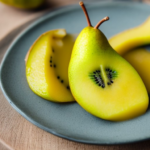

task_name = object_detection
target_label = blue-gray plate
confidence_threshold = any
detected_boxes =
[1,1,150,145]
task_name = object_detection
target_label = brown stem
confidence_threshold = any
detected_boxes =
[79,1,91,27]
[94,16,109,29]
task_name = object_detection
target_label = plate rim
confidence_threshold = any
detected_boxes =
[0,1,150,145]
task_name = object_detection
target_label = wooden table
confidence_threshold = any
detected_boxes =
[1,0,150,149]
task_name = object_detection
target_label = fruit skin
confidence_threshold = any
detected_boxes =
[109,17,150,55]
[124,48,150,93]
[109,17,150,93]
[68,26,149,121]
[0,0,44,9]
[26,29,75,102]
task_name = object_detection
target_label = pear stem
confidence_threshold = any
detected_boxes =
[79,1,91,27]
[94,16,109,29]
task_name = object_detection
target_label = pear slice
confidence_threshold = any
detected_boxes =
[124,48,150,93]
[109,16,150,55]
[26,29,76,102]
[68,2,149,121]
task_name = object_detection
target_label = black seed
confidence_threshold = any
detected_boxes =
[50,65,52,67]
[108,74,112,78]
[110,80,113,83]
[95,78,99,81]
[99,83,101,86]
[67,86,70,90]
[61,80,64,83]
[57,76,60,79]
[102,84,105,88]
[54,64,56,68]
[50,60,52,63]
[52,49,54,52]
[107,82,111,85]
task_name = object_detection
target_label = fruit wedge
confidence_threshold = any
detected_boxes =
[124,48,150,93]
[26,29,75,102]
[109,17,150,55]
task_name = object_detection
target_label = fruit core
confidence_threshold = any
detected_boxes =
[89,66,117,88]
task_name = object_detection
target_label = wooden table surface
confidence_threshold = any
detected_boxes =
[1,0,150,149]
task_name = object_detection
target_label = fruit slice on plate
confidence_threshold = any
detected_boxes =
[26,29,75,102]
[124,48,150,93]
[109,16,150,55]
[68,2,149,121]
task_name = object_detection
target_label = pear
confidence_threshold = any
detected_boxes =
[26,29,75,102]
[68,2,149,121]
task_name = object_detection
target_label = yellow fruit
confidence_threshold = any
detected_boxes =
[109,17,150,55]
[68,2,149,121]
[26,29,75,102]
[124,48,150,93]
[0,0,44,9]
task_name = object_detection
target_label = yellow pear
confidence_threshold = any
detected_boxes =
[68,2,149,121]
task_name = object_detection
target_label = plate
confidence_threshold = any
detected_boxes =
[1,1,150,145]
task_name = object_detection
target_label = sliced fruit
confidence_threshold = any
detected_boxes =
[124,48,150,93]
[26,29,75,102]
[109,17,150,55]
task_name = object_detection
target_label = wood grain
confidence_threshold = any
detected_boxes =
[0,0,150,149]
